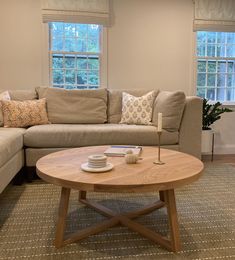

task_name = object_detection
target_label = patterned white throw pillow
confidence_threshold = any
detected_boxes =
[120,91,156,125]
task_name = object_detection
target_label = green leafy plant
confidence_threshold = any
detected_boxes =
[202,99,233,130]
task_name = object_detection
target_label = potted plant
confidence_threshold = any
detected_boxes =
[202,98,233,153]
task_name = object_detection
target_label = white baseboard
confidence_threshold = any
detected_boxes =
[214,145,235,154]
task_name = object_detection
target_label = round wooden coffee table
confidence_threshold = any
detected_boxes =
[36,146,204,252]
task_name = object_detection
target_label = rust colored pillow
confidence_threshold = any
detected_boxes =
[1,98,50,128]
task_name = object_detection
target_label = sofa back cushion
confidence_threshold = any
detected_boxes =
[0,89,37,127]
[8,90,37,101]
[152,91,186,131]
[108,89,159,123]
[36,87,108,124]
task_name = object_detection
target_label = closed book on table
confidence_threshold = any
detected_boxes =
[104,146,142,157]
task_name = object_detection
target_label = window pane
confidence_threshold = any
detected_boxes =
[52,55,63,69]
[88,71,99,85]
[88,24,100,39]
[207,32,216,43]
[227,74,235,87]
[197,73,206,86]
[226,45,234,57]
[64,23,76,37]
[65,70,75,84]
[51,22,64,37]
[207,74,216,86]
[53,70,64,84]
[217,32,226,43]
[52,37,63,51]
[227,33,235,44]
[77,56,88,69]
[76,24,88,38]
[206,88,215,100]
[76,86,87,90]
[88,57,99,70]
[216,45,225,57]
[197,61,206,72]
[87,38,99,52]
[65,38,76,52]
[77,71,87,85]
[218,62,226,73]
[197,31,207,43]
[197,88,206,98]
[217,73,226,86]
[208,61,216,72]
[77,39,86,52]
[228,62,235,73]
[65,55,75,68]
[207,45,216,57]
[65,85,76,90]
[227,88,235,101]
[217,88,225,101]
[197,44,206,56]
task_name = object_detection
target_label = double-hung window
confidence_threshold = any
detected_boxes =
[49,22,102,89]
[196,31,235,102]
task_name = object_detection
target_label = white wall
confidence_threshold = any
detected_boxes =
[0,0,43,90]
[108,0,194,94]
[213,111,235,154]
[0,0,234,154]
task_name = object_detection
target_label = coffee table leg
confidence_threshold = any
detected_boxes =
[159,190,165,202]
[164,189,181,252]
[79,190,87,201]
[55,187,71,248]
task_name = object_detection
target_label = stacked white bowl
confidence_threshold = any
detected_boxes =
[88,154,107,169]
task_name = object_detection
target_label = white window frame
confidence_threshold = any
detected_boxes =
[41,23,107,89]
[195,31,235,105]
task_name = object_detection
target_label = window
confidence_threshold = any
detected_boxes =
[196,31,235,102]
[49,22,102,89]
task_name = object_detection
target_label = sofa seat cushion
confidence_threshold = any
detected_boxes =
[24,124,179,148]
[0,128,26,168]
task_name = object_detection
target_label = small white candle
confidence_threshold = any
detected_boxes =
[157,113,162,132]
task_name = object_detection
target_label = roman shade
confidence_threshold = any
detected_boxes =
[41,0,111,26]
[193,0,235,32]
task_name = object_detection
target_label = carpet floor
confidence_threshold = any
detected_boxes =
[0,163,235,260]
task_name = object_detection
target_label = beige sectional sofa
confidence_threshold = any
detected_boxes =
[0,87,202,193]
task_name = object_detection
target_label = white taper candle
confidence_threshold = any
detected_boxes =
[157,113,162,132]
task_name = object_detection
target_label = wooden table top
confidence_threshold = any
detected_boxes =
[36,146,204,193]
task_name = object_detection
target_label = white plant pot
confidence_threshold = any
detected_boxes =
[201,130,213,153]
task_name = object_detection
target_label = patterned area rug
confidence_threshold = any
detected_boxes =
[0,163,235,260]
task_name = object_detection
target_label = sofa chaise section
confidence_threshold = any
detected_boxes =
[0,128,26,193]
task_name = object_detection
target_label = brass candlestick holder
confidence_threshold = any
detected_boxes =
[153,131,165,165]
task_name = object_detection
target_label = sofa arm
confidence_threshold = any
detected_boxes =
[178,96,202,159]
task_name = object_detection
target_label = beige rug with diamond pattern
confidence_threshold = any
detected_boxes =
[0,163,235,260]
